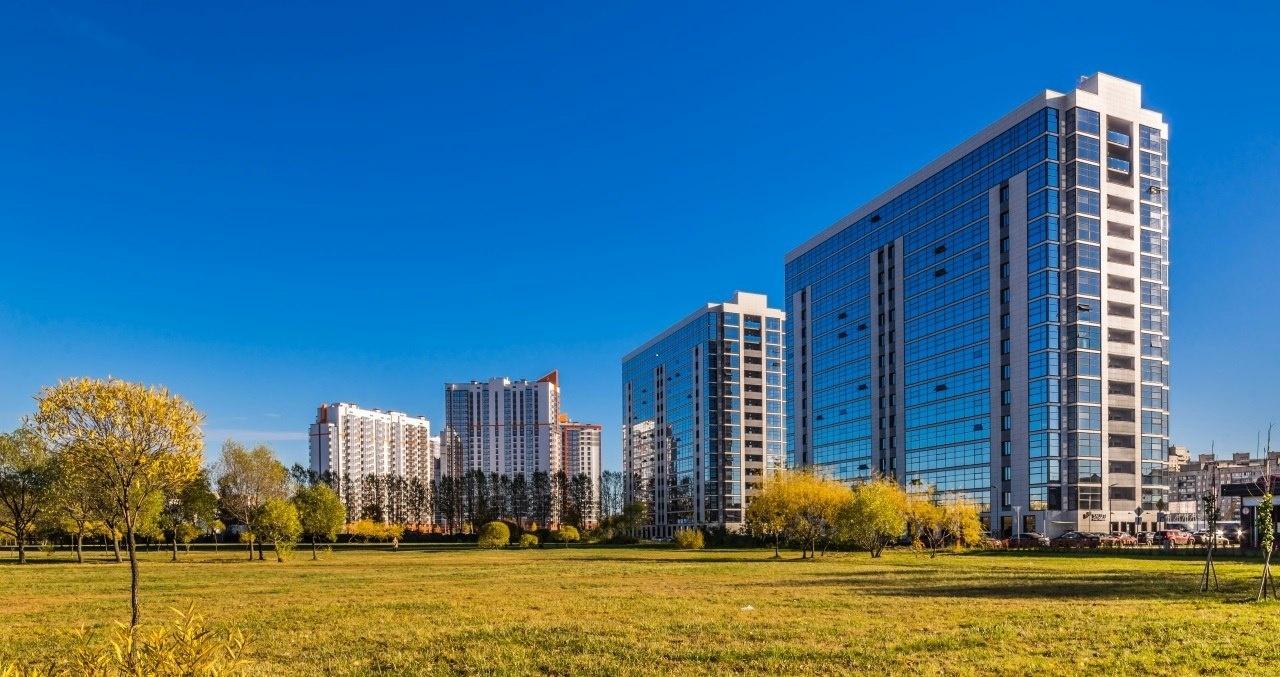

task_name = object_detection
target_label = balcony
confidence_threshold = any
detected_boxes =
[1106,156,1131,173]
[1107,129,1131,147]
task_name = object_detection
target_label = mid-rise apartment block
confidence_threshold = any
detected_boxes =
[561,416,603,523]
[309,402,435,505]
[784,73,1170,537]
[561,416,603,479]
[442,371,562,481]
[1168,451,1280,530]
[622,291,786,538]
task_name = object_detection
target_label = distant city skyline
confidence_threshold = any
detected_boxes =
[2,4,1279,471]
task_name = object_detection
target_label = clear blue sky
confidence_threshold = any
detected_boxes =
[2,3,1278,469]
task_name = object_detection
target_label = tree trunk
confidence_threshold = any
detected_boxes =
[16,531,26,564]
[112,535,122,562]
[126,526,140,628]
[257,539,265,561]
[773,533,780,558]
[76,533,84,563]
[247,535,255,561]
[171,533,178,562]
[312,535,318,560]
[274,540,283,563]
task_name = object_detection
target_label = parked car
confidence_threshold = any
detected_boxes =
[1224,525,1244,544]
[1007,532,1050,548]
[1137,531,1157,545]
[1051,531,1101,548]
[1100,531,1138,547]
[1156,529,1194,546]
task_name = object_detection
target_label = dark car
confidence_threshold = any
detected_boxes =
[1007,532,1050,548]
[1137,531,1157,545]
[1224,525,1244,544]
[1051,531,1101,548]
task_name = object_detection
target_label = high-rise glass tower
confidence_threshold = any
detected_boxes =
[785,73,1169,537]
[622,292,786,538]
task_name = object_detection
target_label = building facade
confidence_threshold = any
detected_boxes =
[441,371,562,481]
[308,402,435,507]
[1168,452,1280,530]
[622,291,786,538]
[784,73,1171,537]
[561,417,603,479]
[561,416,603,524]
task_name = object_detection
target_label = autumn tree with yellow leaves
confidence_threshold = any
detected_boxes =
[33,377,204,628]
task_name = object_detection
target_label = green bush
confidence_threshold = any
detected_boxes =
[477,521,510,549]
[556,526,580,544]
[518,533,539,548]
[673,527,705,550]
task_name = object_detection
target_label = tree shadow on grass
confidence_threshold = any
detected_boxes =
[764,569,1202,600]
[569,553,814,565]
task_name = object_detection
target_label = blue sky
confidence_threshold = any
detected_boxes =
[2,2,1278,469]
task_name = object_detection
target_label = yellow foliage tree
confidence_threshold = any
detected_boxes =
[903,490,944,557]
[941,499,984,550]
[744,472,791,558]
[0,428,58,564]
[838,478,907,558]
[33,377,204,628]
[214,440,289,562]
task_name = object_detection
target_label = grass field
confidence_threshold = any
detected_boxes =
[1,544,1277,675]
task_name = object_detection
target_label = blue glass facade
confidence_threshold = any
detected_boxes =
[786,75,1170,535]
[623,294,785,537]
[786,108,1057,511]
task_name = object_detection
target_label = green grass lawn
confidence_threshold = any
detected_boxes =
[1,544,1276,675]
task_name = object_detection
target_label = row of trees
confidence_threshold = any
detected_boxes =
[300,468,627,534]
[744,471,983,558]
[0,378,356,629]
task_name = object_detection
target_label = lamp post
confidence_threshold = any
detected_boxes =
[1014,505,1022,538]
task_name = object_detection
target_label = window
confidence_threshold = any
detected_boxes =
[1073,459,1102,483]
[1075,486,1103,510]
[1068,405,1101,431]
[1107,275,1135,292]
[1070,216,1101,243]
[1108,328,1135,344]
[1068,188,1101,216]
[1070,432,1102,457]
[1107,195,1134,213]
[1108,354,1135,370]
[1108,222,1134,239]
[1108,381,1135,396]
[1109,486,1136,501]
[1107,407,1135,422]
[1109,435,1136,450]
[1071,379,1101,404]
[1069,325,1101,350]
[1107,249,1134,266]
[1108,302,1135,318]
[1070,353,1101,377]
[1070,108,1101,136]
[1069,301,1100,324]
[1068,242,1101,270]
[1069,161,1100,189]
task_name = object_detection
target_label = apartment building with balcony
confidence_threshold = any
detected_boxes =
[441,371,563,481]
[308,402,435,508]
